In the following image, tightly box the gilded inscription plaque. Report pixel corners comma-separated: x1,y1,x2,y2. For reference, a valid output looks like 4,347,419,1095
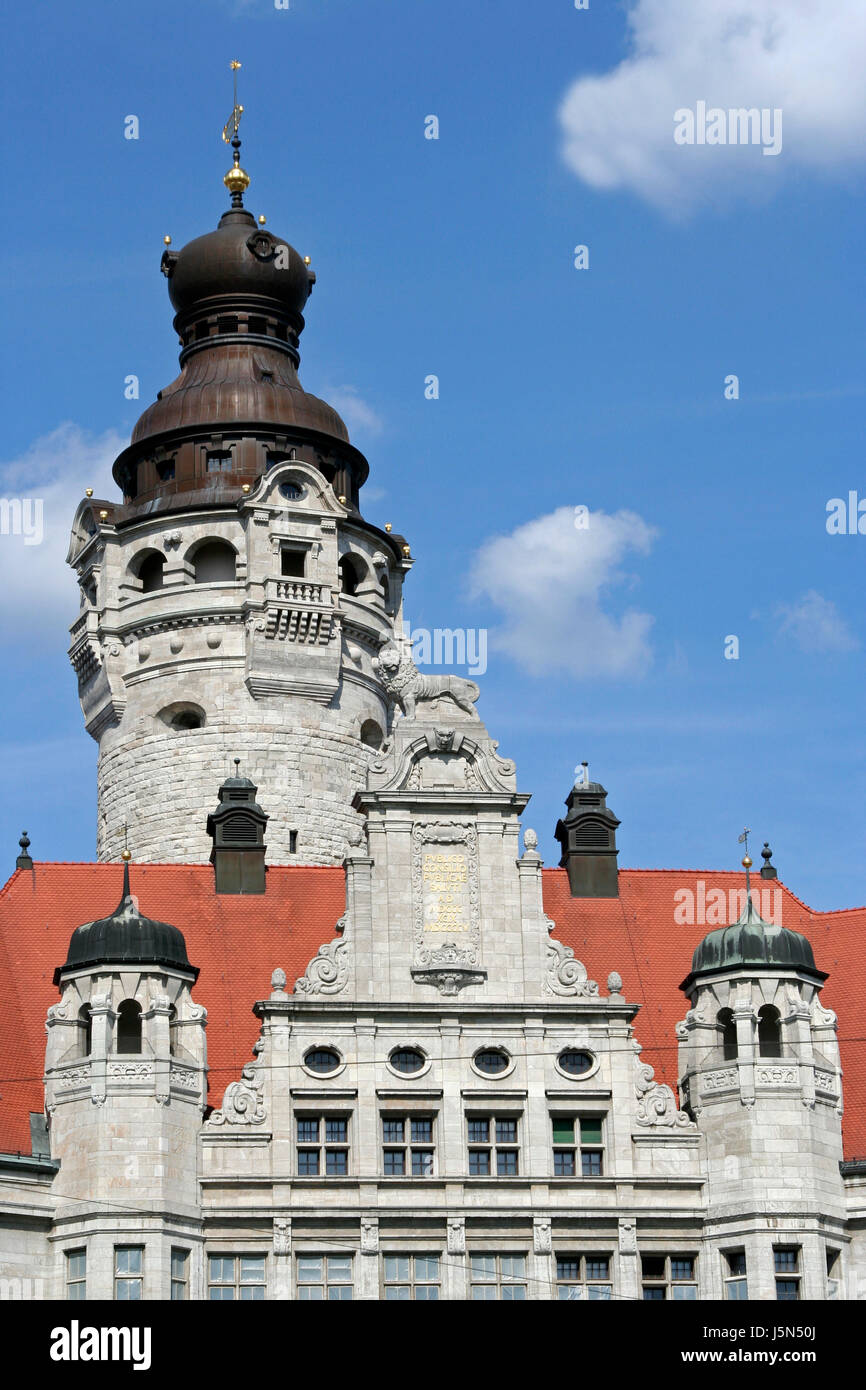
422,850,470,933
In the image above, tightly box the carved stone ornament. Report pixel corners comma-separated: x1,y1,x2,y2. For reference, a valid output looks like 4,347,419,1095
756,1066,797,1086
618,1219,638,1256
270,967,288,999
607,970,623,996
543,939,600,998
361,1217,379,1254
533,1219,552,1255
274,1218,292,1256
633,1044,693,1129
447,1218,466,1255
294,937,350,996
169,1068,198,1090
702,1068,739,1092
412,967,487,997
107,1062,153,1080
372,643,480,722
411,821,481,973
207,1048,267,1127
56,1066,92,1089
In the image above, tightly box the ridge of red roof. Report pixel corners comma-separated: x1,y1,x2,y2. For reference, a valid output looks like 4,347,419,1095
0,862,862,1165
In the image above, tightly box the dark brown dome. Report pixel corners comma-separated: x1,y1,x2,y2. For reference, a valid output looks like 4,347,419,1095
164,208,313,323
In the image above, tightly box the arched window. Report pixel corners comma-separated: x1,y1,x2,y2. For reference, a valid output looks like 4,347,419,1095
78,1004,92,1058
137,552,165,593
717,1007,738,1061
360,719,384,750
193,540,236,583
758,1005,782,1058
117,1000,143,1055
338,555,362,596
169,1005,179,1057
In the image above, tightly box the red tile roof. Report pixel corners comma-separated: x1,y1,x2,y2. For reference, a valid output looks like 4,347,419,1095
0,863,862,1160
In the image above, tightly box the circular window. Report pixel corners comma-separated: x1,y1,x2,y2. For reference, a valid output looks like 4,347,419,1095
473,1049,510,1077
279,481,303,501
389,1048,426,1076
557,1049,595,1078
304,1047,341,1075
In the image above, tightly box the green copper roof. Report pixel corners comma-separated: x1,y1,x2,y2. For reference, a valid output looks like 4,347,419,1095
688,894,821,979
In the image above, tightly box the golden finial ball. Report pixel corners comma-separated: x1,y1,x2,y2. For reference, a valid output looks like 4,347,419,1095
742,855,753,868
99,509,109,521
258,215,266,225
304,256,311,265
384,523,392,533
339,495,347,505
224,165,251,194
402,544,411,557
85,488,93,498
242,483,251,494
121,849,132,862
163,235,172,245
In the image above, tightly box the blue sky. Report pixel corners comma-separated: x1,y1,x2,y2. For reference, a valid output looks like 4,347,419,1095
2,0,865,909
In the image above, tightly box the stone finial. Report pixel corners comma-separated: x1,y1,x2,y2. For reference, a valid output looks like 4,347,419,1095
760,842,778,880
607,970,624,998
524,828,538,850
270,967,288,998
16,830,33,870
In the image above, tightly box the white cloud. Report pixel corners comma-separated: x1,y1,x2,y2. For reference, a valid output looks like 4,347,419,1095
469,506,657,679
775,590,859,653
558,0,866,213
0,423,123,641
324,386,384,440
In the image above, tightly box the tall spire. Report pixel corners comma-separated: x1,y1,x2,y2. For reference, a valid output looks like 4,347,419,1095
222,59,250,207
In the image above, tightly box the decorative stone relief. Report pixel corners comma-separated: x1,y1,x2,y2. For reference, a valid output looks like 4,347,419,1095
56,1066,92,1089
207,1044,267,1127
410,820,485,994
447,1218,466,1255
274,1218,292,1256
413,966,487,997
814,1069,838,1093
533,1219,552,1255
169,1068,198,1090
633,1045,693,1129
361,1218,379,1254
107,1062,153,1080
756,1066,797,1086
618,1220,637,1255
702,1068,739,1092
294,938,350,996
543,939,600,998
813,1000,838,1029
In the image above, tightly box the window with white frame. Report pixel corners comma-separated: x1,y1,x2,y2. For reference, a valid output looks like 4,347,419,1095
774,1246,801,1301
296,1114,349,1176
66,1248,86,1301
551,1114,605,1177
114,1246,143,1300
641,1254,697,1300
171,1247,189,1301
467,1115,519,1176
296,1254,353,1300
554,1254,612,1300
724,1250,748,1300
469,1253,527,1300
381,1114,435,1176
208,1255,266,1300
382,1254,441,1300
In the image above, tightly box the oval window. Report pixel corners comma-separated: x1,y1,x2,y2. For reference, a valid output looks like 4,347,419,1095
279,481,303,501
304,1047,341,1075
558,1049,594,1077
474,1049,510,1076
390,1048,425,1075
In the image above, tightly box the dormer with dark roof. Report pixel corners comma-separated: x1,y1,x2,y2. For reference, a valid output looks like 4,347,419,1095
554,764,620,898
206,764,269,894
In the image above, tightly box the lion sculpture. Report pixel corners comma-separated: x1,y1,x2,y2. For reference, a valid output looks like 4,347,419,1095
372,643,480,721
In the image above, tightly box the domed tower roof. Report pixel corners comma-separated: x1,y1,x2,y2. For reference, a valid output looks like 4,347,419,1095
54,859,197,983
681,894,825,991
109,95,369,518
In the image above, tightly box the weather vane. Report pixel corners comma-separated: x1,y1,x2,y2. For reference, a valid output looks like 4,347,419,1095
738,826,752,896
222,60,244,144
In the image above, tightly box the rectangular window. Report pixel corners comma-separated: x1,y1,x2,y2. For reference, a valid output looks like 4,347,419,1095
208,1254,266,1301
774,1247,800,1301
66,1248,86,1301
383,1254,441,1301
641,1254,697,1300
156,459,176,482
555,1255,612,1300
297,1255,353,1301
724,1250,748,1301
280,548,306,578
469,1253,527,1301
206,452,233,473
297,1115,350,1177
551,1114,605,1178
381,1114,435,1177
114,1246,143,1301
467,1115,520,1178
170,1248,189,1301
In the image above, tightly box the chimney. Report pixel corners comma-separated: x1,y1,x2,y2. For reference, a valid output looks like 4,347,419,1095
554,764,620,898
206,761,269,894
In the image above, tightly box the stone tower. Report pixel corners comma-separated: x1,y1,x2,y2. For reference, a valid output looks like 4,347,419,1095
44,859,206,1298
66,133,409,865
677,895,846,1299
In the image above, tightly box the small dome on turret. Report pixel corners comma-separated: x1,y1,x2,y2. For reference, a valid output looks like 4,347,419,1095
686,894,822,983
162,208,314,324
55,859,196,982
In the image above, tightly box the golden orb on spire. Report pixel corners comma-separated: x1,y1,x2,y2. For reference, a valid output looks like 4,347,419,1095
742,855,753,869
224,163,251,195
121,848,132,862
